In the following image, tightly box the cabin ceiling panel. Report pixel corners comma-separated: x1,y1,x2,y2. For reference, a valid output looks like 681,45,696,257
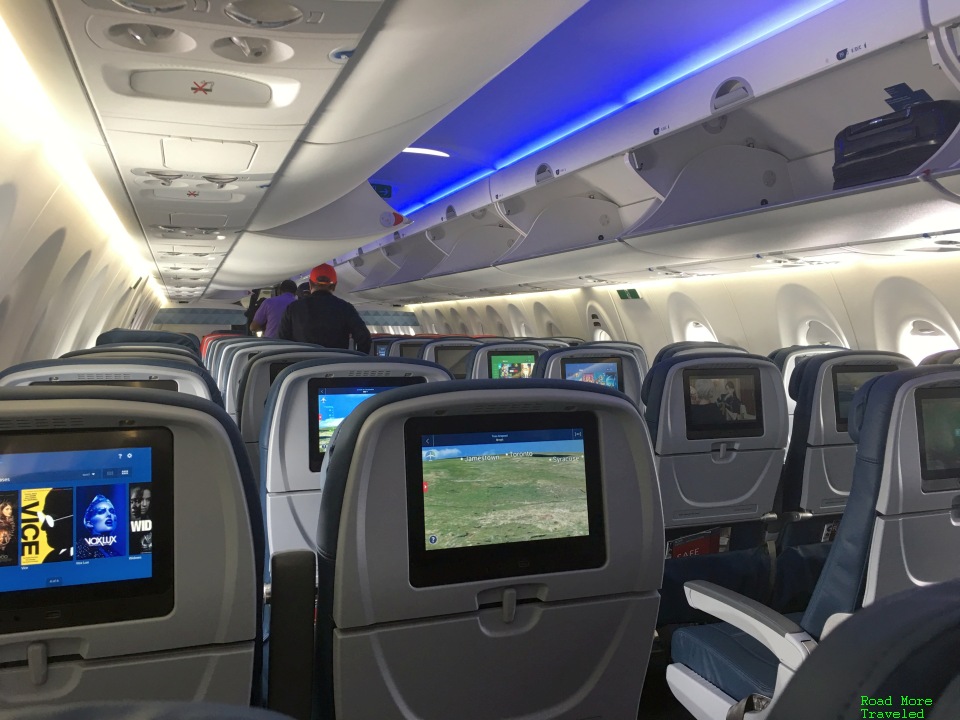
56,2,364,127
47,0,390,300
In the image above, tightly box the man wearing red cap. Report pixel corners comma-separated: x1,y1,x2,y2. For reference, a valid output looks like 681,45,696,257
278,263,371,353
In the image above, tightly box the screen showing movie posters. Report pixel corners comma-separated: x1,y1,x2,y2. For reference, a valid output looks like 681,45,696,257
0,446,154,593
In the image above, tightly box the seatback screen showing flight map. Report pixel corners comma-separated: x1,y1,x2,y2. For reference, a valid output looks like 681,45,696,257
404,412,605,587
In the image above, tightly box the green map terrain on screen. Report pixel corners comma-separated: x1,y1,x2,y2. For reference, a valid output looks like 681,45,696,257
422,452,588,549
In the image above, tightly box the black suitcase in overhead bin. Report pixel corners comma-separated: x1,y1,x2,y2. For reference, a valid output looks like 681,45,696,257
832,99,960,190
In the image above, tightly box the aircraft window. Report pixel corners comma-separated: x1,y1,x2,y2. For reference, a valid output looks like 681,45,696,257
593,329,612,342
684,320,716,342
898,320,958,365
805,320,845,347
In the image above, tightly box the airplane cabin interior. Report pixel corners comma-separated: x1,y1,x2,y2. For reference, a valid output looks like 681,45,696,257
0,1,959,719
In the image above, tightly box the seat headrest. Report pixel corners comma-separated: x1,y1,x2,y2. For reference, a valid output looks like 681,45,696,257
0,701,291,720
788,350,913,404
96,329,200,353
0,357,223,407
787,355,812,401
652,341,746,367
847,375,883,445
847,365,960,456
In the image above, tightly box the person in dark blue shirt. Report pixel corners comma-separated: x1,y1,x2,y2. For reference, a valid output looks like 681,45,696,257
279,264,371,353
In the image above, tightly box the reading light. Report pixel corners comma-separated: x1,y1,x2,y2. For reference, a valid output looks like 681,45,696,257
113,0,187,14
403,147,451,158
224,0,303,29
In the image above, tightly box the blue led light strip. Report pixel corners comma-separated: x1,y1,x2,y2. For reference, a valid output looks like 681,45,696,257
398,0,843,217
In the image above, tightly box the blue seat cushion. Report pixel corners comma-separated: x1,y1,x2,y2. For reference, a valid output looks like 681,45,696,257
671,612,802,700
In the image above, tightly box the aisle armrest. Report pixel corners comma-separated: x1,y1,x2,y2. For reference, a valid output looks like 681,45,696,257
684,581,816,671
268,550,317,720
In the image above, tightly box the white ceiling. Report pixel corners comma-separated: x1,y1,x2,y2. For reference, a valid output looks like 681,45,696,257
43,0,587,300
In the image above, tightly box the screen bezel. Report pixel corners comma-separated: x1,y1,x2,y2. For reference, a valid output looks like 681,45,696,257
488,352,539,379
30,380,179,391
915,386,960,492
0,427,174,633
404,411,606,588
308,376,426,472
559,356,624,391
432,345,477,380
831,364,898,432
398,343,424,359
682,368,764,440
268,361,297,385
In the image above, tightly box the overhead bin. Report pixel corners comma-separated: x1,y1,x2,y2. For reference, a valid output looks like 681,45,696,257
493,195,624,264
348,249,401,292
620,145,794,235
620,170,960,261
927,0,960,25
471,0,925,210
426,225,520,279
371,233,447,293
346,0,953,303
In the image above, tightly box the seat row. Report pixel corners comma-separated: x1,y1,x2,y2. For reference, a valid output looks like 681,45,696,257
0,328,958,719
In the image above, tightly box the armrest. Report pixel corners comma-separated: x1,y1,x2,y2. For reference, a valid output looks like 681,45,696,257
684,580,816,671
268,550,317,720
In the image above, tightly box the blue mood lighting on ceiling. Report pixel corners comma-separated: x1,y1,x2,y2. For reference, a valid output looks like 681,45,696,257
395,0,844,217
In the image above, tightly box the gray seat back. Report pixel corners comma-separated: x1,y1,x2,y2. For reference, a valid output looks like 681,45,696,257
0,359,222,407
204,336,248,373
315,380,663,720
801,366,960,638
642,353,788,529
237,348,368,486
860,368,960,606
0,387,262,711
773,345,844,425
782,351,913,517
259,358,452,559
223,343,315,420
63,345,200,363
0,701,291,720
62,350,200,368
